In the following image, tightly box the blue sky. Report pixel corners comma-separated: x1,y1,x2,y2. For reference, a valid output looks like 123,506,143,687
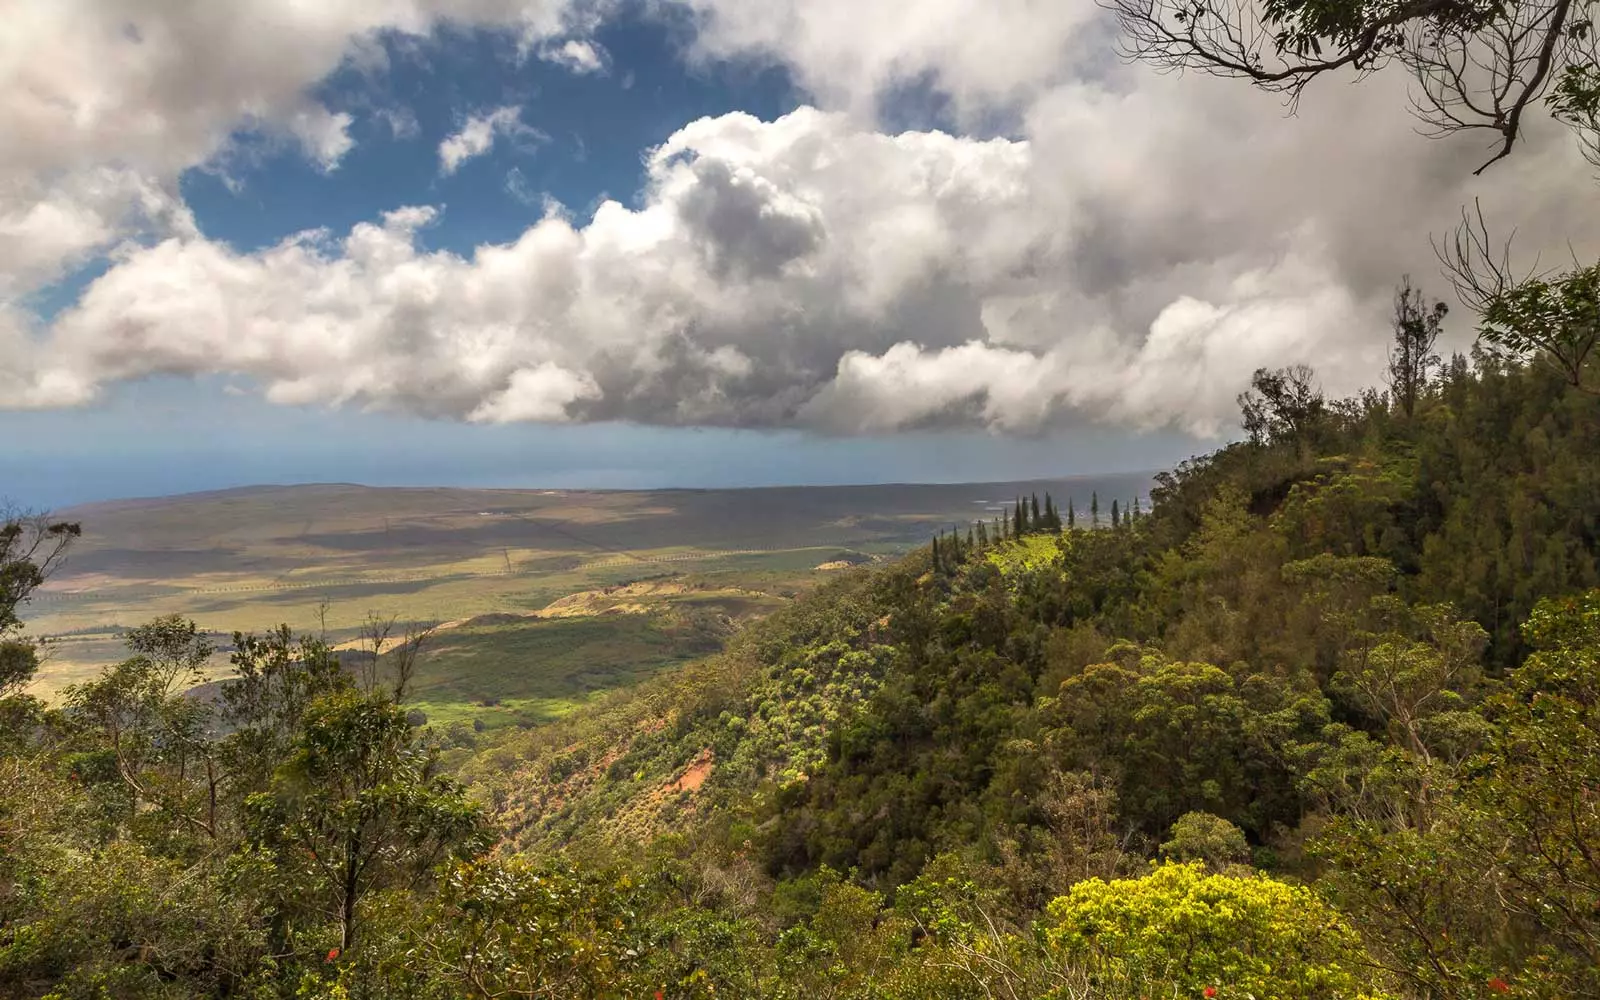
5,0,1573,509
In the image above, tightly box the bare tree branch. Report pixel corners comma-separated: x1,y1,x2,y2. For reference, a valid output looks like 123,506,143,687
1108,0,1591,172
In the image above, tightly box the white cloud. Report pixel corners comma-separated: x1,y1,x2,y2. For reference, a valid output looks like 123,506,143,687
676,0,1102,123
3,0,1598,440
468,363,602,421
438,106,535,175
0,0,590,299
14,99,1571,436
286,106,357,172
538,38,607,74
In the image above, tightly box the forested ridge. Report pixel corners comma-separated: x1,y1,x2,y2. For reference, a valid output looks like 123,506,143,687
3,340,1599,999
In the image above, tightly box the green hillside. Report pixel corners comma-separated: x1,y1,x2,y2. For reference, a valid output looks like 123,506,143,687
6,349,1595,999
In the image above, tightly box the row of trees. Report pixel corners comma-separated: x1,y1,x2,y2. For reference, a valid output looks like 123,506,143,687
930,492,1147,573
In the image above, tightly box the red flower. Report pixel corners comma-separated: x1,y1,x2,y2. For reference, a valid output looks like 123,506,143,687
654,992,664,1000
1487,978,1510,994
326,947,340,963
1202,989,1217,998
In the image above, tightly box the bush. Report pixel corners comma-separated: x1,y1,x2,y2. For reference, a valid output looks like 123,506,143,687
1043,861,1388,1000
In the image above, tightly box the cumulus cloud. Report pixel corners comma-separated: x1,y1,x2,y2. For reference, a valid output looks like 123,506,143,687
439,106,537,175
676,0,1103,123
15,90,1588,435
0,0,591,298
3,0,1599,438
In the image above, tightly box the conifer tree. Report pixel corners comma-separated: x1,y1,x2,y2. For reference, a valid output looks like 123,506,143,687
1030,494,1041,531
1090,492,1100,528
1067,499,1076,530
1015,496,1027,535
931,534,942,573
977,520,988,548
967,526,976,552
1111,499,1120,528
1132,495,1142,522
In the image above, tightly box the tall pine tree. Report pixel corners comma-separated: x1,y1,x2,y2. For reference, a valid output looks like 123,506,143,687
1111,499,1120,528
1067,499,1076,530
1090,492,1099,528
931,534,942,573
1029,494,1041,531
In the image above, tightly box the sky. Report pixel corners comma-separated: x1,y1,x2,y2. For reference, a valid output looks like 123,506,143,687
3,0,1597,509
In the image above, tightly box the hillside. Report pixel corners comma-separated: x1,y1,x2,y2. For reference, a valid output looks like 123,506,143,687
435,352,1600,995
5,354,1599,999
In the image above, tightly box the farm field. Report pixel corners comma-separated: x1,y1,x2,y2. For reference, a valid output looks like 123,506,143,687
22,475,1152,723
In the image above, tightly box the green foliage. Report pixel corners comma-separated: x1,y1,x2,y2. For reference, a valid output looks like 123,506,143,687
8,350,1600,998
1044,861,1383,999
1159,811,1250,868
245,690,488,950
1477,261,1600,395
403,858,651,998
0,514,78,700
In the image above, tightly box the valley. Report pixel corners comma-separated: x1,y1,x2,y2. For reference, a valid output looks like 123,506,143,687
22,475,1153,728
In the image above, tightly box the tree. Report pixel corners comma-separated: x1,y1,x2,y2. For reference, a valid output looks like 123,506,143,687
1388,276,1448,417
66,616,222,836
1441,212,1600,394
1237,364,1327,447
1461,591,1600,988
1030,494,1042,532
0,512,79,699
354,611,435,701
932,535,942,574
1112,0,1600,402
1110,0,1600,175
1159,811,1251,869
1015,496,1028,535
1067,499,1076,530
405,858,652,999
1090,492,1100,528
244,690,488,953
1111,499,1121,529
1312,592,1600,998
1044,862,1381,999
1331,598,1487,773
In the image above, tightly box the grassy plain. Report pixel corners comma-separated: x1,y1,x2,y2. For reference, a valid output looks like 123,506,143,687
22,476,1152,723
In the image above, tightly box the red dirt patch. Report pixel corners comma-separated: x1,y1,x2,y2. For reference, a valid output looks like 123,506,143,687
668,750,715,793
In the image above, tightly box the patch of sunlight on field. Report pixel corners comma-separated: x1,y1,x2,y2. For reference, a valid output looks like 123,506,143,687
402,612,724,732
